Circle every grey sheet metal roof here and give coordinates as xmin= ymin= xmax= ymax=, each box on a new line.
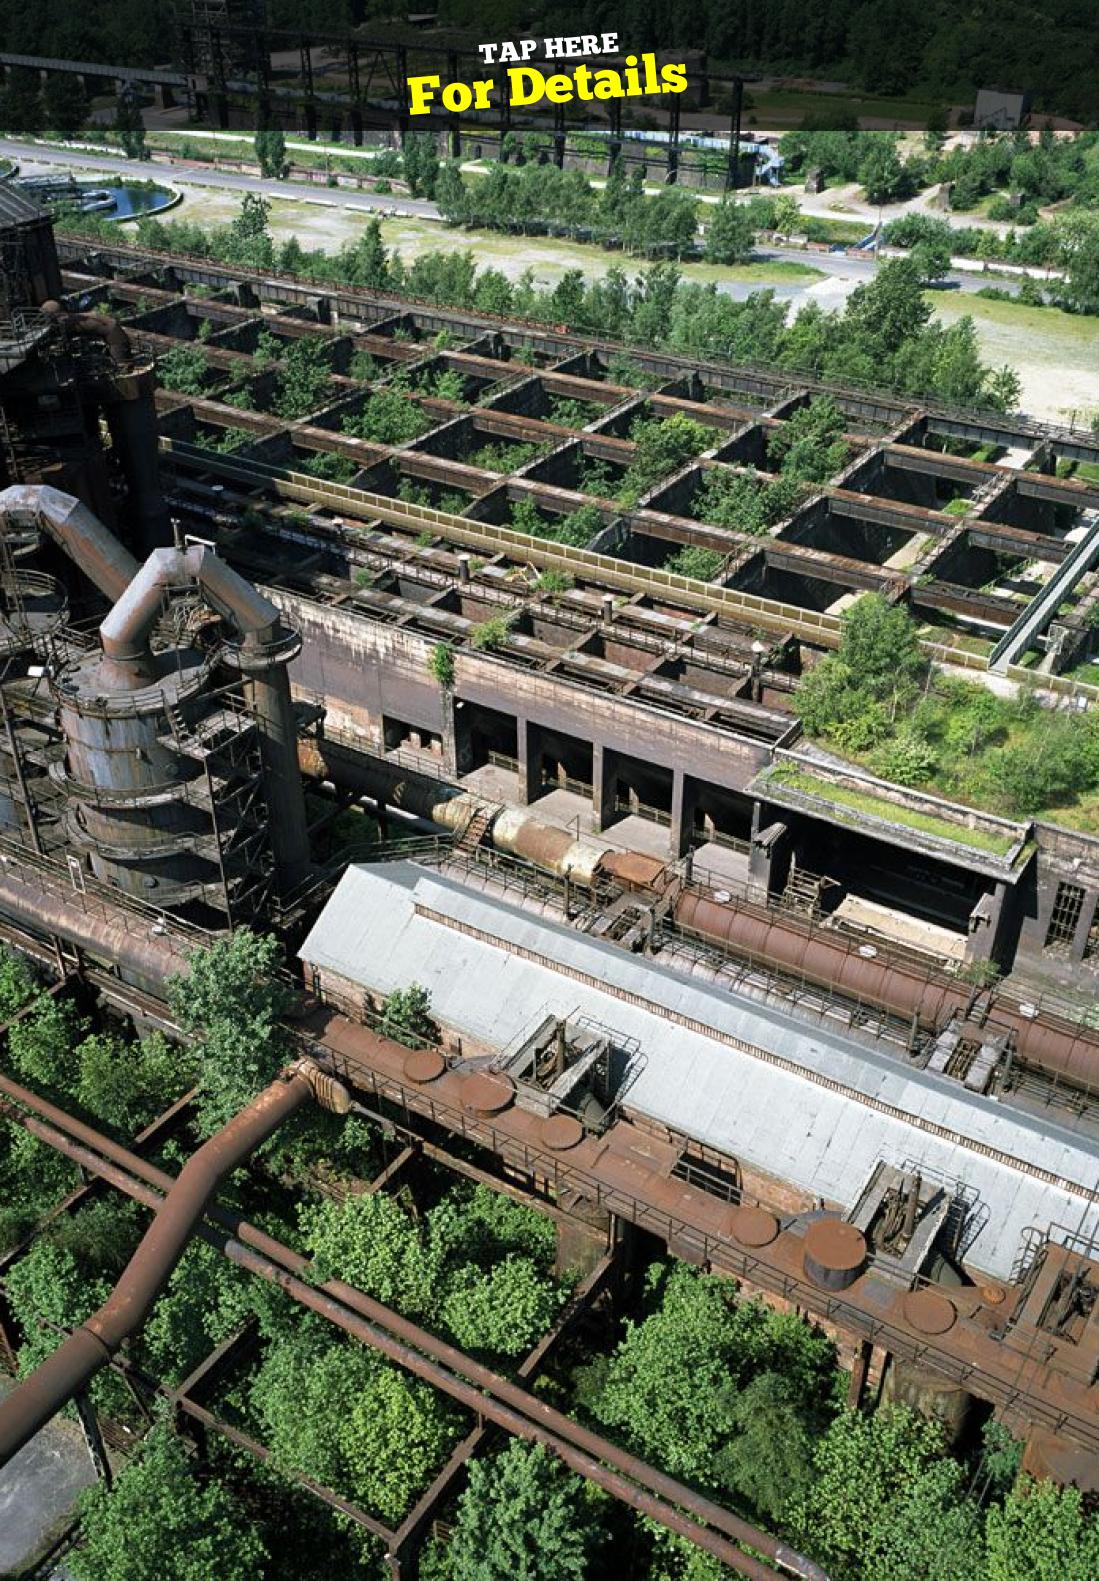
xmin=301 ymin=862 xmax=1099 ymax=1280
xmin=0 ymin=182 xmax=45 ymax=227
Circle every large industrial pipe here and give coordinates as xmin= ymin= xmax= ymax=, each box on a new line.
xmin=673 ymin=888 xmax=1099 ymax=1092
xmin=0 ymin=860 xmax=193 ymax=989
xmin=0 ymin=1063 xmax=317 ymax=1467
xmin=41 ymin=304 xmax=132 ymax=366
xmin=0 ymin=1076 xmax=823 ymax=1581
xmin=191 ymin=548 xmax=312 ymax=894
xmin=298 ymin=742 xmax=610 ymax=882
xmin=55 ymin=521 xmax=312 ymax=897
xmin=0 ymin=484 xmax=140 ymax=602
xmin=40 ymin=302 xmax=171 ymax=554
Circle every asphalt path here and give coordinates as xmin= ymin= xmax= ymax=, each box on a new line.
xmin=0 ymin=138 xmax=1020 ymax=299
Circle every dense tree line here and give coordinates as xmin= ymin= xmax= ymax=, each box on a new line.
xmin=4 ymin=0 xmax=1095 ymax=122
xmin=61 ymin=199 xmax=1022 ymax=413
xmin=436 ymin=158 xmax=702 ymax=259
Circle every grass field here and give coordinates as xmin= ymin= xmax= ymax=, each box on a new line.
xmin=145 ymin=183 xmax=826 ymax=291
xmin=930 ymin=292 xmax=1099 ymax=427
xmin=765 ymin=766 xmax=1018 ymax=854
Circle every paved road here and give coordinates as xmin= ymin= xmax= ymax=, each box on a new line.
xmin=0 ymin=1376 xmax=94 ymax=1572
xmin=0 ymin=138 xmax=1021 ymax=300
xmin=0 ymin=138 xmax=440 ymax=218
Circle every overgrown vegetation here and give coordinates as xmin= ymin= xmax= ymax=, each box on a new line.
xmin=60 ymin=201 xmax=1022 ymax=412
xmin=696 ymin=468 xmax=805 ymax=535
xmin=795 ymin=594 xmax=1099 ymax=823
xmin=342 ymin=373 xmax=435 ymax=446
xmin=156 ymin=343 xmax=210 ymax=395
xmin=665 ymin=545 xmax=725 ymax=581
xmin=508 ymin=497 xmax=604 ymax=547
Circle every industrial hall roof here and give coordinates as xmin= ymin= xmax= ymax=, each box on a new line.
xmin=301 ymin=861 xmax=1099 ymax=1280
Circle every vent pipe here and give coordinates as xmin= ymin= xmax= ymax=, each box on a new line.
xmin=0 ymin=1062 xmax=322 ymax=1467
xmin=40 ymin=302 xmax=171 ymax=554
xmin=0 ymin=483 xmax=139 ymax=601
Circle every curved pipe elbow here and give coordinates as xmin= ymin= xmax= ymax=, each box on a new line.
xmin=41 ymin=301 xmax=132 ymax=365
xmin=0 ymin=484 xmax=140 ymax=603
xmin=0 ymin=1065 xmax=317 ymax=1470
xmin=99 ymin=546 xmax=194 ymax=662
xmin=190 ymin=545 xmax=282 ymax=640
xmin=98 ymin=544 xmax=285 ymax=664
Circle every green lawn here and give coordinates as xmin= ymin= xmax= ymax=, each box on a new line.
xmin=930 ymin=292 xmax=1099 ymax=426
xmin=764 ymin=765 xmax=1019 ymax=855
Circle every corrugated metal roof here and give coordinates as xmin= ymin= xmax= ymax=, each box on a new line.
xmin=301 ymin=863 xmax=1099 ymax=1279
xmin=0 ymin=182 xmax=46 ymax=227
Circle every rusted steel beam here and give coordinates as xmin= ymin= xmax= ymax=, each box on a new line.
xmin=0 ymin=1090 xmax=815 ymax=1581
xmin=172 ymin=1394 xmax=397 ymax=1542
xmin=0 ymin=1066 xmax=317 ymax=1467
xmin=173 ymin=1320 xmax=259 ymax=1408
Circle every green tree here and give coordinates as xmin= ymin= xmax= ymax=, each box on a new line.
xmin=7 ymin=993 xmax=89 ymax=1092
xmin=43 ymin=72 xmax=87 ymax=137
xmin=273 ymin=336 xmax=332 ymax=419
xmin=845 ymin=258 xmax=933 ymax=357
xmin=75 ymin=1030 xmax=192 ymax=1136
xmin=837 ymin=591 xmax=922 ymax=691
xmin=589 ymin=1264 xmax=835 ymax=1491
xmin=435 ymin=161 xmax=468 ymax=222
xmin=168 ymin=929 xmax=294 ymax=1134
xmin=0 ymin=946 xmax=36 ymax=1018
xmin=448 ymin=1442 xmax=597 ymax=1581
xmin=379 ymin=982 xmax=436 ymax=1046
xmin=157 ymin=343 xmax=210 ymax=395
xmin=859 ymin=138 xmax=909 ymax=205
xmin=303 ymin=1189 xmax=441 ymax=1315
xmin=790 ymin=1405 xmax=977 ymax=1579
xmin=441 ymin=1256 xmax=561 ymax=1355
xmin=428 ymin=641 xmax=455 ymax=688
xmin=114 ymin=87 xmax=148 ymax=160
xmin=250 ymin=1333 xmax=460 ymax=1523
xmin=254 ymin=126 xmax=287 ymax=179
xmin=665 ymin=545 xmax=724 ymax=580
xmin=767 ymin=396 xmax=851 ymax=482
xmin=1057 ymin=212 xmax=1099 ymax=316
xmin=347 ymin=217 xmax=389 ymax=288
xmin=795 ymin=594 xmax=924 ymax=751
xmin=72 ymin=1426 xmax=268 ymax=1581
xmin=704 ymin=199 xmax=755 ymax=265
xmin=226 ymin=193 xmax=274 ymax=269
xmin=622 ymin=414 xmax=716 ymax=502
xmin=344 ymin=378 xmax=431 ymax=445
xmin=403 ymin=132 xmax=439 ymax=199
xmin=716 ymin=1371 xmax=817 ymax=1522
xmin=910 ymin=236 xmax=952 ymax=284
xmin=985 ymin=1477 xmax=1099 ymax=1580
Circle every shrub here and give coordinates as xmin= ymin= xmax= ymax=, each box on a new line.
xmin=427 ymin=642 xmax=455 ymax=688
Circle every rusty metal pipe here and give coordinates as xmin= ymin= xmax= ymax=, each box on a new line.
xmin=41 ymin=302 xmax=131 ymax=364
xmin=0 ymin=485 xmax=140 ymax=603
xmin=0 ymin=1076 xmax=823 ymax=1581
xmin=0 ymin=1106 xmax=790 ymax=1581
xmin=0 ymin=1067 xmax=314 ymax=1467
xmin=189 ymin=546 xmax=282 ymax=641
xmin=99 ymin=546 xmax=194 ymax=663
xmin=0 ymin=866 xmax=193 ymax=989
